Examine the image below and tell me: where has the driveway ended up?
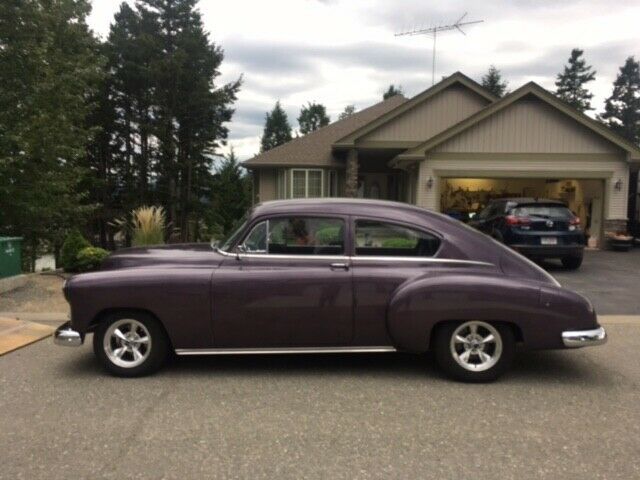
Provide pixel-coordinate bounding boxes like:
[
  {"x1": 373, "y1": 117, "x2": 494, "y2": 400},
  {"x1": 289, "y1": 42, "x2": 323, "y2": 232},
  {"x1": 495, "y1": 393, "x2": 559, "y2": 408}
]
[
  {"x1": 1, "y1": 321, "x2": 640, "y2": 479},
  {"x1": 546, "y1": 248, "x2": 640, "y2": 314}
]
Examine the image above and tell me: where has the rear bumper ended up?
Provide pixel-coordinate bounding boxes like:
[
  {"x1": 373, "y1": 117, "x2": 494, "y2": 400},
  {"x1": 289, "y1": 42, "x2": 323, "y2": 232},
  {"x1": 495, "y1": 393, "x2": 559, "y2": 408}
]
[
  {"x1": 562, "y1": 326, "x2": 607, "y2": 348},
  {"x1": 54, "y1": 321, "x2": 84, "y2": 347},
  {"x1": 510, "y1": 244, "x2": 584, "y2": 258}
]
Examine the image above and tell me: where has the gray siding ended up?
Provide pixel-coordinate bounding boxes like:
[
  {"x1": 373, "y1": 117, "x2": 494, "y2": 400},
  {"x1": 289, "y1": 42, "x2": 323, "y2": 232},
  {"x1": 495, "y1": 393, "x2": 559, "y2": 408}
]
[
  {"x1": 434, "y1": 97, "x2": 621, "y2": 154},
  {"x1": 362, "y1": 84, "x2": 489, "y2": 142}
]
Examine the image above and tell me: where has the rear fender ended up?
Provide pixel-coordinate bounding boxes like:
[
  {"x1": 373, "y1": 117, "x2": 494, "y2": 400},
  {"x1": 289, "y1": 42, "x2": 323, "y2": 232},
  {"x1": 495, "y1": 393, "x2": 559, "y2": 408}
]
[{"x1": 387, "y1": 274, "x2": 542, "y2": 352}]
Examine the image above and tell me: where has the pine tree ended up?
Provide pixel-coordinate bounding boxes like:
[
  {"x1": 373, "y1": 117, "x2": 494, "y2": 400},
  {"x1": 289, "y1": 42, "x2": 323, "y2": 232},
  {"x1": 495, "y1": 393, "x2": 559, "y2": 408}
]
[
  {"x1": 261, "y1": 101, "x2": 292, "y2": 151},
  {"x1": 383, "y1": 84, "x2": 403, "y2": 100},
  {"x1": 209, "y1": 148, "x2": 251, "y2": 235},
  {"x1": 481, "y1": 66, "x2": 509, "y2": 98},
  {"x1": 0, "y1": 0, "x2": 102, "y2": 269},
  {"x1": 555, "y1": 49, "x2": 596, "y2": 112},
  {"x1": 599, "y1": 56, "x2": 640, "y2": 145},
  {"x1": 298, "y1": 102, "x2": 330, "y2": 134},
  {"x1": 338, "y1": 105, "x2": 356, "y2": 120}
]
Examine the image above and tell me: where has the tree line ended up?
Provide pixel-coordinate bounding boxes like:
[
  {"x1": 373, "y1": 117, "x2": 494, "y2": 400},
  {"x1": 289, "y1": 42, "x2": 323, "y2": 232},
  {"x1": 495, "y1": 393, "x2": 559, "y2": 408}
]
[{"x1": 0, "y1": 0, "x2": 250, "y2": 269}]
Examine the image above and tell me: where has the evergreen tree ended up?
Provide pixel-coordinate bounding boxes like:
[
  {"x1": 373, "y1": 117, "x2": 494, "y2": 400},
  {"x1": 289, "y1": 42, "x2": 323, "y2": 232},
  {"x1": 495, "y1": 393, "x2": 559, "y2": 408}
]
[
  {"x1": 555, "y1": 49, "x2": 596, "y2": 112},
  {"x1": 298, "y1": 102, "x2": 330, "y2": 134},
  {"x1": 261, "y1": 101, "x2": 292, "y2": 151},
  {"x1": 0, "y1": 0, "x2": 102, "y2": 269},
  {"x1": 338, "y1": 105, "x2": 356, "y2": 120},
  {"x1": 209, "y1": 148, "x2": 251, "y2": 235},
  {"x1": 383, "y1": 84, "x2": 403, "y2": 100},
  {"x1": 599, "y1": 56, "x2": 640, "y2": 145},
  {"x1": 481, "y1": 66, "x2": 509, "y2": 98}
]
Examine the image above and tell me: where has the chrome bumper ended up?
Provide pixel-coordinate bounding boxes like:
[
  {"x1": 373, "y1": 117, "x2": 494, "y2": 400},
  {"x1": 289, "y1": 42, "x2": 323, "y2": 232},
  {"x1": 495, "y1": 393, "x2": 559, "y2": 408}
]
[
  {"x1": 562, "y1": 326, "x2": 607, "y2": 348},
  {"x1": 54, "y1": 321, "x2": 84, "y2": 347}
]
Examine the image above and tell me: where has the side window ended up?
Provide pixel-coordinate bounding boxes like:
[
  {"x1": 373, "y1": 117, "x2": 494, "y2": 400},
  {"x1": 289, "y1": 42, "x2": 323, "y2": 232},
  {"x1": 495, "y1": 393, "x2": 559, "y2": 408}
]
[
  {"x1": 241, "y1": 217, "x2": 345, "y2": 255},
  {"x1": 242, "y1": 221, "x2": 267, "y2": 253},
  {"x1": 354, "y1": 220, "x2": 440, "y2": 257}
]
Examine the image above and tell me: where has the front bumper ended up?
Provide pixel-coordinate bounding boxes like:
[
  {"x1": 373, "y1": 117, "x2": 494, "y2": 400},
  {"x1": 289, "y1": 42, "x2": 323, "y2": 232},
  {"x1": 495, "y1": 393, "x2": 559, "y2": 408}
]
[
  {"x1": 54, "y1": 321, "x2": 84, "y2": 347},
  {"x1": 511, "y1": 244, "x2": 584, "y2": 258},
  {"x1": 562, "y1": 326, "x2": 607, "y2": 348}
]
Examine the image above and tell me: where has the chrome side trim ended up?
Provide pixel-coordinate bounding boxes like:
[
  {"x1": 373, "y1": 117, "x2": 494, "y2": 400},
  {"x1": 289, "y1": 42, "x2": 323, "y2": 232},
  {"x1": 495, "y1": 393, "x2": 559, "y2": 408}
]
[
  {"x1": 562, "y1": 326, "x2": 607, "y2": 348},
  {"x1": 350, "y1": 256, "x2": 493, "y2": 267},
  {"x1": 54, "y1": 321, "x2": 84, "y2": 347},
  {"x1": 217, "y1": 248, "x2": 494, "y2": 267},
  {"x1": 175, "y1": 346, "x2": 397, "y2": 356}
]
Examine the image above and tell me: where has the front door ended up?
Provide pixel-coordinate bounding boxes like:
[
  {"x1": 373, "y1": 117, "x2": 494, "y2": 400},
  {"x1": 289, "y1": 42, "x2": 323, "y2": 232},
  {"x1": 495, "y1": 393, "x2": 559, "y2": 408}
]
[{"x1": 211, "y1": 215, "x2": 353, "y2": 347}]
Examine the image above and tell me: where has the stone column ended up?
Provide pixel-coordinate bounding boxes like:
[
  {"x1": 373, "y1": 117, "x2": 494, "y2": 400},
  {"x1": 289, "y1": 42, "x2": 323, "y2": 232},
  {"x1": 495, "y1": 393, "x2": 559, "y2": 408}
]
[{"x1": 344, "y1": 149, "x2": 359, "y2": 198}]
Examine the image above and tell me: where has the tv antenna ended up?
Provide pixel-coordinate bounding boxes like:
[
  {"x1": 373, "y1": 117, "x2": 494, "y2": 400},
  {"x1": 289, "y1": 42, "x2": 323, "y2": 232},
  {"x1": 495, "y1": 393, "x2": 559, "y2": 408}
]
[{"x1": 395, "y1": 13, "x2": 484, "y2": 85}]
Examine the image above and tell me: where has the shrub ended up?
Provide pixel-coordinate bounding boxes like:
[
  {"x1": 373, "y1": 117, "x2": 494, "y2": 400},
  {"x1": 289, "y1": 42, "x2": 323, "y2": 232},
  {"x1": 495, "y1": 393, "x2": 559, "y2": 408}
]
[
  {"x1": 60, "y1": 229, "x2": 91, "y2": 272},
  {"x1": 381, "y1": 237, "x2": 416, "y2": 249},
  {"x1": 315, "y1": 226, "x2": 341, "y2": 245},
  {"x1": 76, "y1": 247, "x2": 109, "y2": 272}
]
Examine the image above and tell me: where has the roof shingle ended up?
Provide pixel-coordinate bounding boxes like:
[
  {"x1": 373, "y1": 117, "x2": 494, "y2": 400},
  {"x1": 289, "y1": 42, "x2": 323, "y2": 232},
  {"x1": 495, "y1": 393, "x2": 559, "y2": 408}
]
[{"x1": 243, "y1": 95, "x2": 407, "y2": 168}]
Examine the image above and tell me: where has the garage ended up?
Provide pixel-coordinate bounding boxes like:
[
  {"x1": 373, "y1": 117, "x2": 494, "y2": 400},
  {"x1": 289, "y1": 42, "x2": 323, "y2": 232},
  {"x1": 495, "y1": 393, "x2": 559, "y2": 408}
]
[{"x1": 440, "y1": 177, "x2": 605, "y2": 246}]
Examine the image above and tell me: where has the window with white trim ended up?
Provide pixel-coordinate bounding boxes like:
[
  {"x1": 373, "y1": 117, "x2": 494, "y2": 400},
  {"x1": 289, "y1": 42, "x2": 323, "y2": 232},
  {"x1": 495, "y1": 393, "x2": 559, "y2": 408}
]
[{"x1": 291, "y1": 169, "x2": 324, "y2": 198}]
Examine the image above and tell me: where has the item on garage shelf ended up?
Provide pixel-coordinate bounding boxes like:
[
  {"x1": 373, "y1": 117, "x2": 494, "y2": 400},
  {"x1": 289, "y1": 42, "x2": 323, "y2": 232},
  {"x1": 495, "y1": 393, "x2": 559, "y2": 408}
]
[{"x1": 605, "y1": 231, "x2": 633, "y2": 251}]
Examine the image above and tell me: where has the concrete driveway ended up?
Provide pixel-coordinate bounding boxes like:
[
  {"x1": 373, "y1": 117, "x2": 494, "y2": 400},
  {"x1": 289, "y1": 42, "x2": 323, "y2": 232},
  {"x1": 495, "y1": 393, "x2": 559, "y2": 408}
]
[
  {"x1": 547, "y1": 248, "x2": 640, "y2": 314},
  {"x1": 1, "y1": 321, "x2": 640, "y2": 479}
]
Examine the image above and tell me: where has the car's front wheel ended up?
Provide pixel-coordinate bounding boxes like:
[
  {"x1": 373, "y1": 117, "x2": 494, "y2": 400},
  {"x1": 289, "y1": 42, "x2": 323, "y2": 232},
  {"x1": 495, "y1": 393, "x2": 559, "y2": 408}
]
[
  {"x1": 434, "y1": 321, "x2": 515, "y2": 382},
  {"x1": 93, "y1": 312, "x2": 170, "y2": 377}
]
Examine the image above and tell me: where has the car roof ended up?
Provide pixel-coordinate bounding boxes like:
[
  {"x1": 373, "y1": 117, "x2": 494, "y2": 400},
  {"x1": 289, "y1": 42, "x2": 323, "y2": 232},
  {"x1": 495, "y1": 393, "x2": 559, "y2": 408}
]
[
  {"x1": 252, "y1": 198, "x2": 438, "y2": 218},
  {"x1": 489, "y1": 197, "x2": 566, "y2": 205}
]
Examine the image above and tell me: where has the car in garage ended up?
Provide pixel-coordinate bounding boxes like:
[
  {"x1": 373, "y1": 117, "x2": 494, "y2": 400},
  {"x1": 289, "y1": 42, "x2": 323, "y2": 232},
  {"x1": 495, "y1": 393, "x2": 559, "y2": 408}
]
[
  {"x1": 54, "y1": 199, "x2": 605, "y2": 382},
  {"x1": 469, "y1": 198, "x2": 586, "y2": 269}
]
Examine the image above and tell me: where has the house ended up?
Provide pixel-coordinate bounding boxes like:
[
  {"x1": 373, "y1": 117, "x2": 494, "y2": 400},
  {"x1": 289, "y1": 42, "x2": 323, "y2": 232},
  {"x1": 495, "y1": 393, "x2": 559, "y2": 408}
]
[{"x1": 244, "y1": 72, "x2": 640, "y2": 247}]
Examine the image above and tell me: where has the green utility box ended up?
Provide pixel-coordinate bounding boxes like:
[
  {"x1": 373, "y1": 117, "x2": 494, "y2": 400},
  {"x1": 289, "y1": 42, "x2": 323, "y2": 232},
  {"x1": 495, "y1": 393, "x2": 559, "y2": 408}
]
[{"x1": 0, "y1": 237, "x2": 23, "y2": 279}]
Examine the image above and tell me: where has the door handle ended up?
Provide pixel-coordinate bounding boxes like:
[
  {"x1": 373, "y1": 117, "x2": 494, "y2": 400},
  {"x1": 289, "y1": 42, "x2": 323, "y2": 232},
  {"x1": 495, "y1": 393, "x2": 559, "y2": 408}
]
[{"x1": 330, "y1": 262, "x2": 349, "y2": 271}]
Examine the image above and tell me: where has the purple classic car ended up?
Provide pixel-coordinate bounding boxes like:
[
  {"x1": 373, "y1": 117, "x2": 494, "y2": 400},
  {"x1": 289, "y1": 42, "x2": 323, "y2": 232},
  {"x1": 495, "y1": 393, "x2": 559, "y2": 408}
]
[{"x1": 55, "y1": 199, "x2": 606, "y2": 382}]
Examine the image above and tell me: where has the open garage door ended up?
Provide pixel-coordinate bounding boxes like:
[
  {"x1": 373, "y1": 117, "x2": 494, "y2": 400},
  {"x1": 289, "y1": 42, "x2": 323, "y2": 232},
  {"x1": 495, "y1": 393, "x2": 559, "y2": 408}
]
[{"x1": 440, "y1": 177, "x2": 605, "y2": 247}]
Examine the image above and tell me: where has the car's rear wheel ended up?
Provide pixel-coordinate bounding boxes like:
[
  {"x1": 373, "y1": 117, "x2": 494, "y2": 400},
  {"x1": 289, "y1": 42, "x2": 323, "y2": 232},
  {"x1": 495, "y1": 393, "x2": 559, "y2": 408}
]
[
  {"x1": 434, "y1": 320, "x2": 515, "y2": 382},
  {"x1": 561, "y1": 255, "x2": 583, "y2": 270},
  {"x1": 93, "y1": 312, "x2": 169, "y2": 377}
]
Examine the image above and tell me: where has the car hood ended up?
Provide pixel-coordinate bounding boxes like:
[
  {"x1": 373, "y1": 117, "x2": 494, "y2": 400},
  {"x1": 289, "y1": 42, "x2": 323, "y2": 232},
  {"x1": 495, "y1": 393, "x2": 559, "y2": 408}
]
[{"x1": 101, "y1": 243, "x2": 225, "y2": 270}]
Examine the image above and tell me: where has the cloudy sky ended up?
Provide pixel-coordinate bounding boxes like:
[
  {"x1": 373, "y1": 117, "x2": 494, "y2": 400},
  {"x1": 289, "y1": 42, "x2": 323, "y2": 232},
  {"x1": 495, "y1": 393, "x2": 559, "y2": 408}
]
[{"x1": 88, "y1": 0, "x2": 640, "y2": 160}]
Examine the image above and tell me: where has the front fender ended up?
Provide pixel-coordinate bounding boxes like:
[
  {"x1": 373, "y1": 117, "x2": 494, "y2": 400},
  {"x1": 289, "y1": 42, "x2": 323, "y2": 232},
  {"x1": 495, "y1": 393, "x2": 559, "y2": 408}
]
[
  {"x1": 65, "y1": 267, "x2": 213, "y2": 349},
  {"x1": 387, "y1": 273, "x2": 546, "y2": 352}
]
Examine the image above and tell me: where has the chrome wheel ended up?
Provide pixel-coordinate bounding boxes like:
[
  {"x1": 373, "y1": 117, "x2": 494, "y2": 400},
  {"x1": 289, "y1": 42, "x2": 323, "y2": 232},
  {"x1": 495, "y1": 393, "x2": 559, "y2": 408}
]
[
  {"x1": 450, "y1": 321, "x2": 502, "y2": 372},
  {"x1": 103, "y1": 318, "x2": 152, "y2": 369}
]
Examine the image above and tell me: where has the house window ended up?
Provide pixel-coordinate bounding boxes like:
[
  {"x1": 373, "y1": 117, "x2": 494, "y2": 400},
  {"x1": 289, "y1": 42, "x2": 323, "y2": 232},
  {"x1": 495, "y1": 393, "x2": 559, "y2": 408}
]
[
  {"x1": 291, "y1": 169, "x2": 324, "y2": 198},
  {"x1": 276, "y1": 169, "x2": 286, "y2": 199}
]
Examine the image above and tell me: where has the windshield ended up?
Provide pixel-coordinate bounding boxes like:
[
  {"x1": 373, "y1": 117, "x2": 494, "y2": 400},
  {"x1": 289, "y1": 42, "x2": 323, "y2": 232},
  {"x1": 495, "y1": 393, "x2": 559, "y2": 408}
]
[
  {"x1": 510, "y1": 204, "x2": 573, "y2": 219},
  {"x1": 218, "y1": 212, "x2": 250, "y2": 252}
]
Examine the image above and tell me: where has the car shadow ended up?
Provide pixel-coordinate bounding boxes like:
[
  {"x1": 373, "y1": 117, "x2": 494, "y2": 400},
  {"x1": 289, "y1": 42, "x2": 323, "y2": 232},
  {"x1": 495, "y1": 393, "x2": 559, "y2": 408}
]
[{"x1": 57, "y1": 347, "x2": 612, "y2": 387}]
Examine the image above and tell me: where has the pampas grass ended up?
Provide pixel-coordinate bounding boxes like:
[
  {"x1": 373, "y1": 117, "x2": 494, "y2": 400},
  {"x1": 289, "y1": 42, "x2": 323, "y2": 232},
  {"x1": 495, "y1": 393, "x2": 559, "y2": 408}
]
[
  {"x1": 131, "y1": 206, "x2": 166, "y2": 246},
  {"x1": 112, "y1": 206, "x2": 167, "y2": 246}
]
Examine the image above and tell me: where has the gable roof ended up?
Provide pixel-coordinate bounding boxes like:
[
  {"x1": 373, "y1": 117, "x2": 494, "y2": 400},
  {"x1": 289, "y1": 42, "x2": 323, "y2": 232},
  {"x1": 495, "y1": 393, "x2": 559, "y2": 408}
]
[
  {"x1": 395, "y1": 82, "x2": 640, "y2": 162},
  {"x1": 243, "y1": 95, "x2": 407, "y2": 168},
  {"x1": 333, "y1": 72, "x2": 497, "y2": 148}
]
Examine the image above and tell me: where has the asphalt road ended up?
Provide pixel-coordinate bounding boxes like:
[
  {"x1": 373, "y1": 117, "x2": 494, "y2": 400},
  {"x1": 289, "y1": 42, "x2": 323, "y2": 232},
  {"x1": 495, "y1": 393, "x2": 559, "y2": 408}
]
[
  {"x1": 545, "y1": 248, "x2": 640, "y2": 314},
  {"x1": 1, "y1": 322, "x2": 639, "y2": 479}
]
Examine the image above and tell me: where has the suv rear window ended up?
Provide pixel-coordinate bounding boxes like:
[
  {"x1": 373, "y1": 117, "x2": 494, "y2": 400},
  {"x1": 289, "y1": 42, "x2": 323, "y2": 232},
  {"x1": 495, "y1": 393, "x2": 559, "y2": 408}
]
[{"x1": 510, "y1": 204, "x2": 573, "y2": 219}]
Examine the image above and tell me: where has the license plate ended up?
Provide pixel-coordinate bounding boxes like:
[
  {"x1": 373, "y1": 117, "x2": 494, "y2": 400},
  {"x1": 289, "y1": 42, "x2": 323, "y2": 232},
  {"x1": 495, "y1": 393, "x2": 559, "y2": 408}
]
[{"x1": 540, "y1": 237, "x2": 557, "y2": 245}]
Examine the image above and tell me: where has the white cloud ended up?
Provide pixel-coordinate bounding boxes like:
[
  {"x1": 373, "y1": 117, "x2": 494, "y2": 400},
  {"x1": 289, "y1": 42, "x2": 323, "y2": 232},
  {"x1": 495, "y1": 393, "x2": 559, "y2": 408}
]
[{"x1": 88, "y1": 0, "x2": 640, "y2": 159}]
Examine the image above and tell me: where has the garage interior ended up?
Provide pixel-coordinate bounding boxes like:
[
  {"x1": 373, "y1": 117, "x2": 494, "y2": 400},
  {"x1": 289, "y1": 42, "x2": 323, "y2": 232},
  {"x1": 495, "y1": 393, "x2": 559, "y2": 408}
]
[{"x1": 440, "y1": 178, "x2": 604, "y2": 247}]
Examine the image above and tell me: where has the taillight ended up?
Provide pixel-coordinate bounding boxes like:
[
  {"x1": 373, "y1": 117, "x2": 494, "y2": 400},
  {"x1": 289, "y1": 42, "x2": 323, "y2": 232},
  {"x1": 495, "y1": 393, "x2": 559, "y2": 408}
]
[
  {"x1": 569, "y1": 216, "x2": 580, "y2": 226},
  {"x1": 506, "y1": 215, "x2": 531, "y2": 226}
]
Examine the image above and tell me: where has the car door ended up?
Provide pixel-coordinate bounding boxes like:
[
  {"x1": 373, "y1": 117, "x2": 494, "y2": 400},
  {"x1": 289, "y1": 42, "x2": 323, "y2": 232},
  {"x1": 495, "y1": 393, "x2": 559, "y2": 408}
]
[
  {"x1": 211, "y1": 215, "x2": 353, "y2": 348},
  {"x1": 349, "y1": 217, "x2": 442, "y2": 346}
]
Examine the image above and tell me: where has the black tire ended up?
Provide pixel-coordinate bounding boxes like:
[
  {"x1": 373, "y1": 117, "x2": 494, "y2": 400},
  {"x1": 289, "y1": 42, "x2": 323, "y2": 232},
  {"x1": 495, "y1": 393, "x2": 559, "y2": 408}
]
[
  {"x1": 93, "y1": 311, "x2": 170, "y2": 377},
  {"x1": 561, "y1": 255, "x2": 583, "y2": 270},
  {"x1": 433, "y1": 321, "x2": 515, "y2": 383}
]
